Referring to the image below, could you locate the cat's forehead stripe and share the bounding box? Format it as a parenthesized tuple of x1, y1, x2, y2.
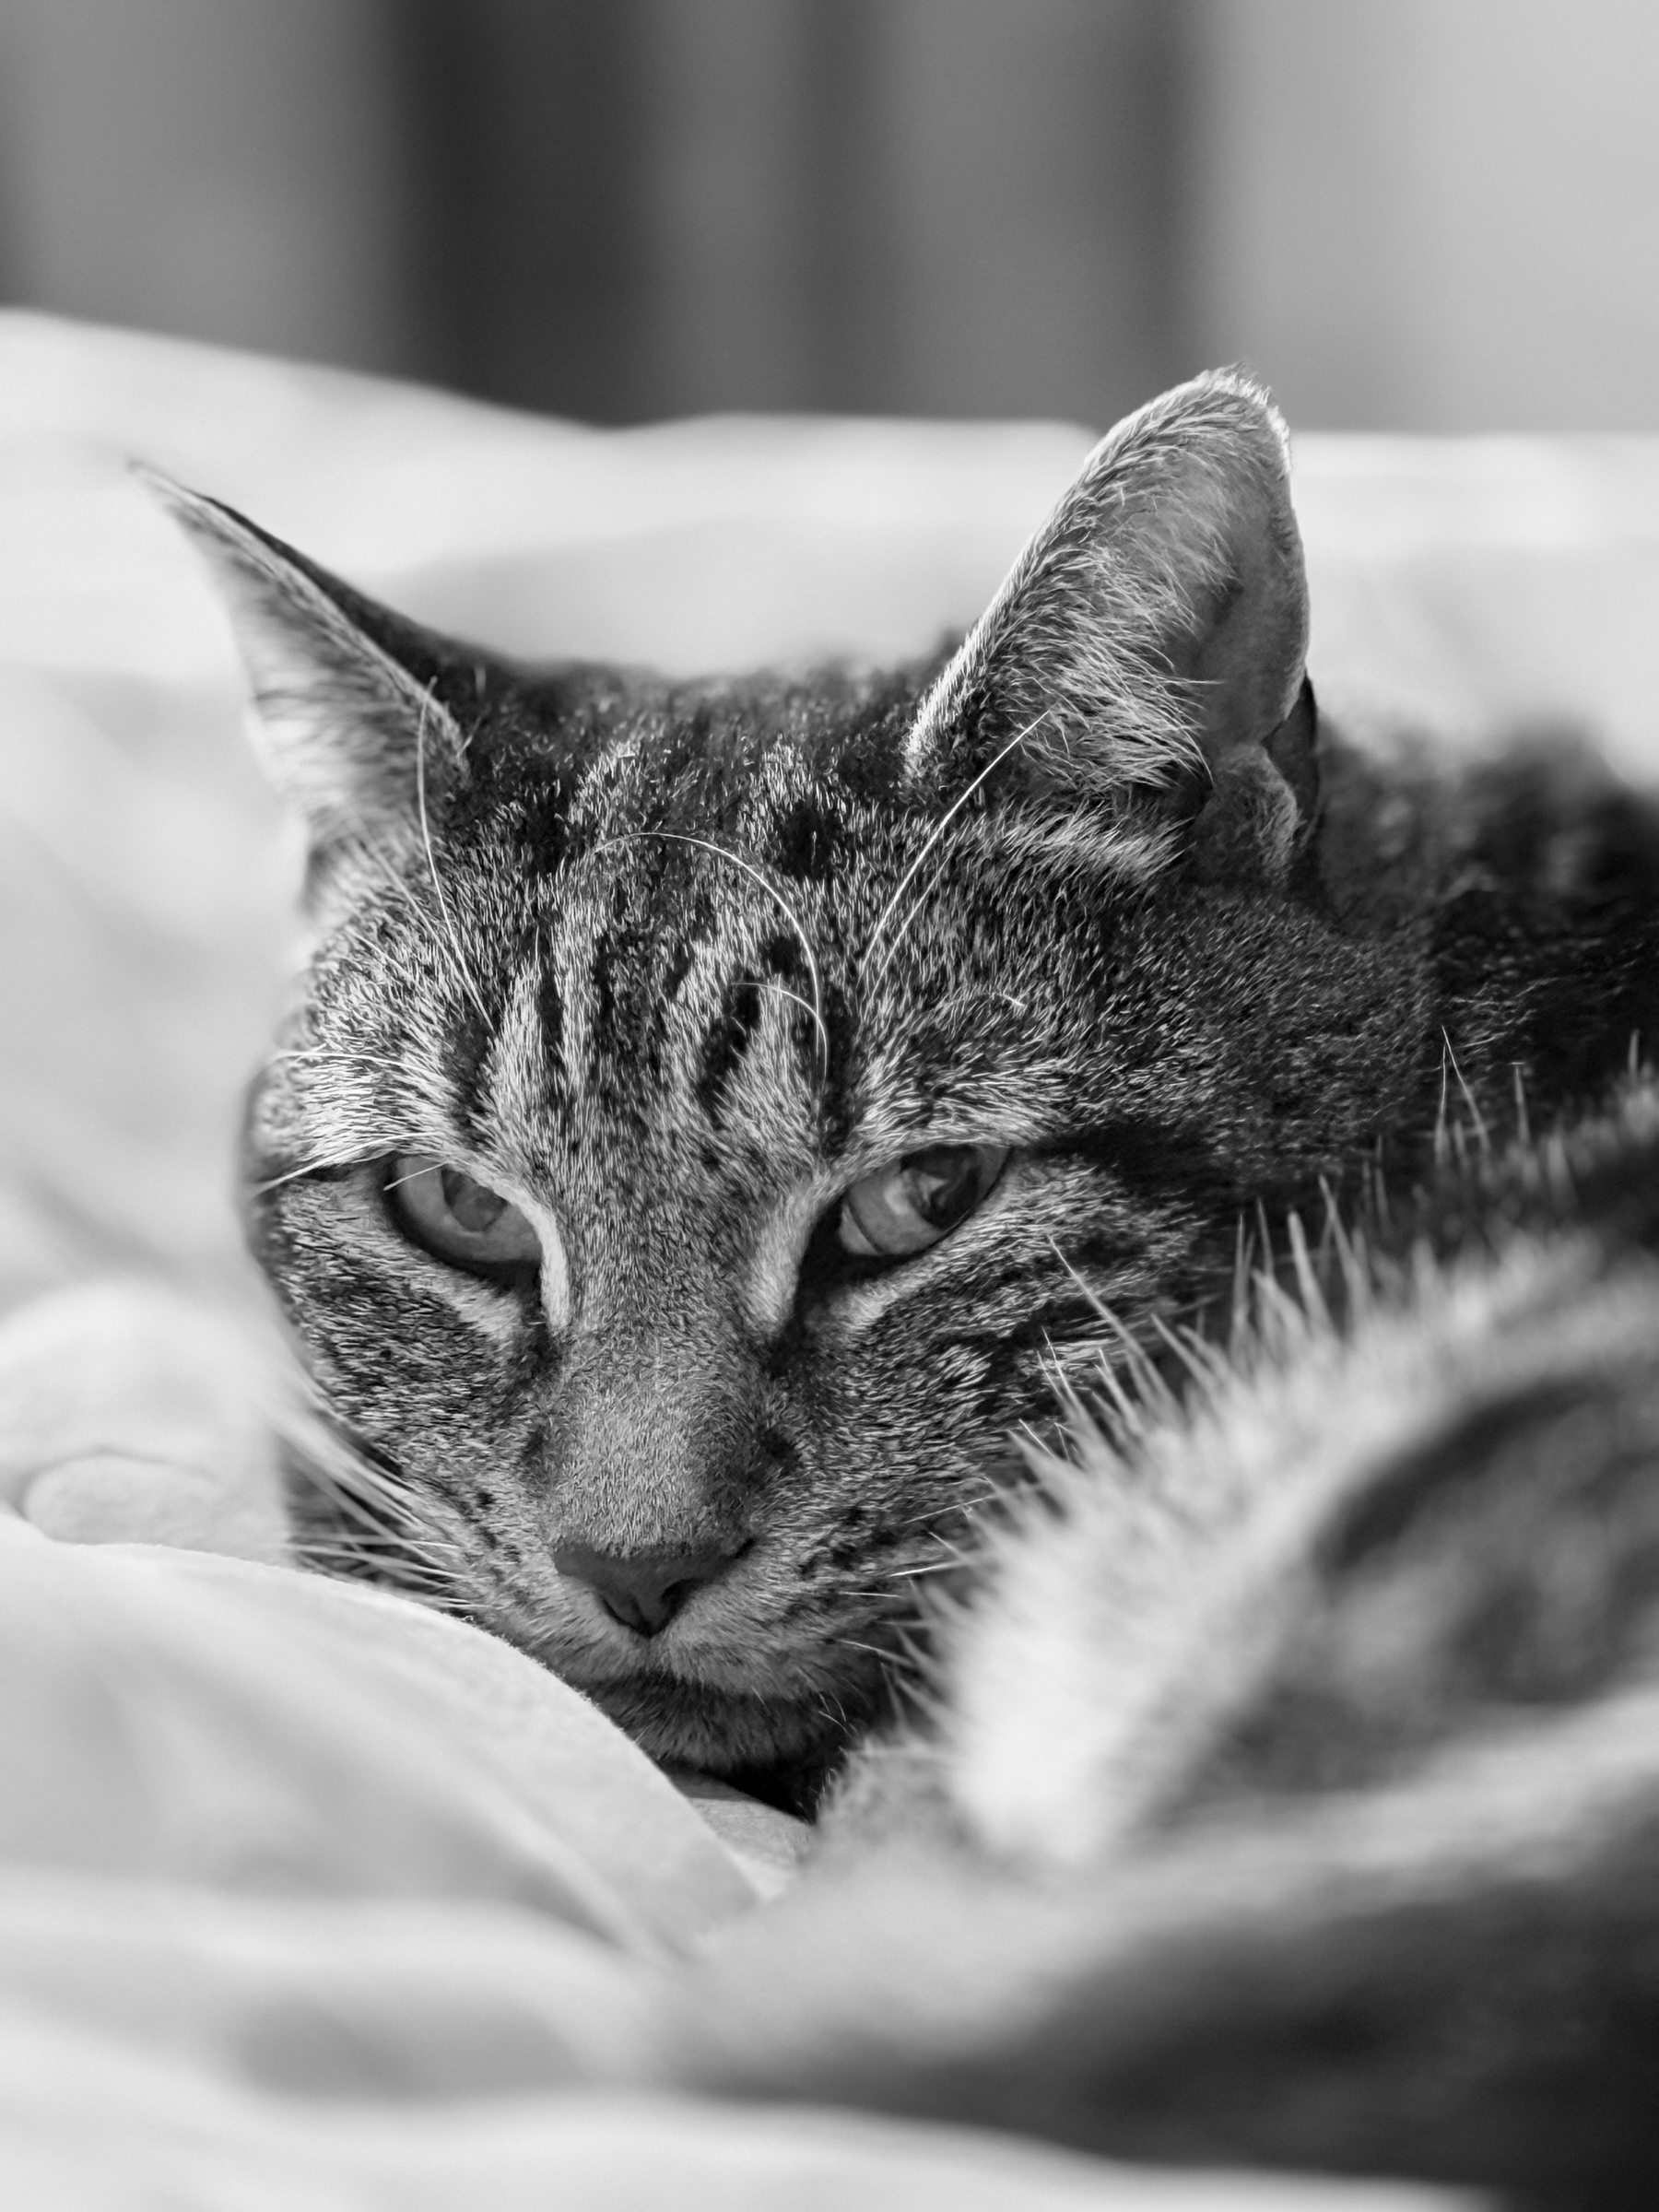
(477, 952, 550, 1163)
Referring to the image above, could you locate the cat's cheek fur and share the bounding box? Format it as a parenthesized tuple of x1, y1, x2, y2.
(258, 1178, 947, 1620)
(259, 1185, 1030, 1778)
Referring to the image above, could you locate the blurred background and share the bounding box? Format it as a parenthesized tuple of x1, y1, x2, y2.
(1, 0, 1656, 433)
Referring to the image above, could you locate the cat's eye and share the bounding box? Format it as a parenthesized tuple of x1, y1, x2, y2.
(837, 1143, 1007, 1259)
(384, 1155, 543, 1280)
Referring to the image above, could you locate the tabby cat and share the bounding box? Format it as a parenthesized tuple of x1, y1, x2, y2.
(155, 370, 1659, 1818)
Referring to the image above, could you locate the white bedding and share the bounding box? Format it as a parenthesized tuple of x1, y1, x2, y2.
(6, 308, 1640, 2206)
(0, 1299, 1428, 2211)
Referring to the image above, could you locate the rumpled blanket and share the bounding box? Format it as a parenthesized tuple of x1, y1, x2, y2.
(8, 307, 1648, 2206)
(0, 1289, 1439, 2211)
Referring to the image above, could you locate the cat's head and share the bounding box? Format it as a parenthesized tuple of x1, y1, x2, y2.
(155, 371, 1423, 1801)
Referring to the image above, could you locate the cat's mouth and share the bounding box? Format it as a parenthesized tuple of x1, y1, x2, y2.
(560, 1648, 894, 1801)
(507, 1585, 907, 1784)
(525, 1603, 899, 1699)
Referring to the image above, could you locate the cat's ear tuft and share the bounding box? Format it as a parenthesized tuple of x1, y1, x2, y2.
(137, 467, 469, 857)
(905, 371, 1313, 888)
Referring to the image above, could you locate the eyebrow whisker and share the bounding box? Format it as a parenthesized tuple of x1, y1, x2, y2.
(593, 828, 831, 1076)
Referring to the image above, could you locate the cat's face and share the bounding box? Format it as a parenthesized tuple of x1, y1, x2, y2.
(159, 373, 1428, 1795)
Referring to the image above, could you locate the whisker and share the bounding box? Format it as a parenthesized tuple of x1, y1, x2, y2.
(282, 1414, 473, 1588)
(593, 829, 830, 1075)
(864, 711, 1049, 991)
(300, 1486, 465, 1575)
(833, 1634, 912, 1663)
(1441, 1024, 1492, 1155)
(250, 1151, 371, 1195)
(752, 980, 822, 1030)
(382, 1161, 442, 1194)
(881, 1556, 975, 1583)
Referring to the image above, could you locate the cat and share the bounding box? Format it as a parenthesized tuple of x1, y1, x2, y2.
(654, 1073, 1659, 2202)
(151, 367, 1659, 1815)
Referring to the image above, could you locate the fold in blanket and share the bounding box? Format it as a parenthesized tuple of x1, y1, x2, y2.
(1, 1418, 1451, 2209)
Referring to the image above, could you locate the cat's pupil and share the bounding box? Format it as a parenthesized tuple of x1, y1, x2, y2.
(441, 1169, 506, 1235)
(903, 1148, 981, 1231)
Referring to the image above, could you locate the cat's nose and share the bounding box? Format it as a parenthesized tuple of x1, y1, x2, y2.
(551, 1541, 742, 1638)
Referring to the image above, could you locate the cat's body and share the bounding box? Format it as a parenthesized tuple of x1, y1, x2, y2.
(661, 1076, 1659, 2201)
(152, 371, 1659, 1814)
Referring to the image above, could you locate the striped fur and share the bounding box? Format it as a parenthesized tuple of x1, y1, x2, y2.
(663, 1080, 1659, 2198)
(154, 371, 1659, 1806)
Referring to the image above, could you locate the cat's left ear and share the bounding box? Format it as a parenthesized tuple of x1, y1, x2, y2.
(905, 369, 1314, 890)
(138, 470, 469, 863)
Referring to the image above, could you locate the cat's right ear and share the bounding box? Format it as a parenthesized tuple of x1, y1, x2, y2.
(903, 370, 1313, 891)
(137, 469, 468, 860)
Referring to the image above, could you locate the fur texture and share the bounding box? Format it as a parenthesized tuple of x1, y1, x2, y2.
(660, 1079, 1659, 2201)
(153, 371, 1659, 1807)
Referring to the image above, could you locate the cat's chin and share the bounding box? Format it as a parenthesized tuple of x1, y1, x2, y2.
(545, 1645, 889, 1804)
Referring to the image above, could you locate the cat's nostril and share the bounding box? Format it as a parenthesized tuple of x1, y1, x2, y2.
(551, 1540, 744, 1639)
